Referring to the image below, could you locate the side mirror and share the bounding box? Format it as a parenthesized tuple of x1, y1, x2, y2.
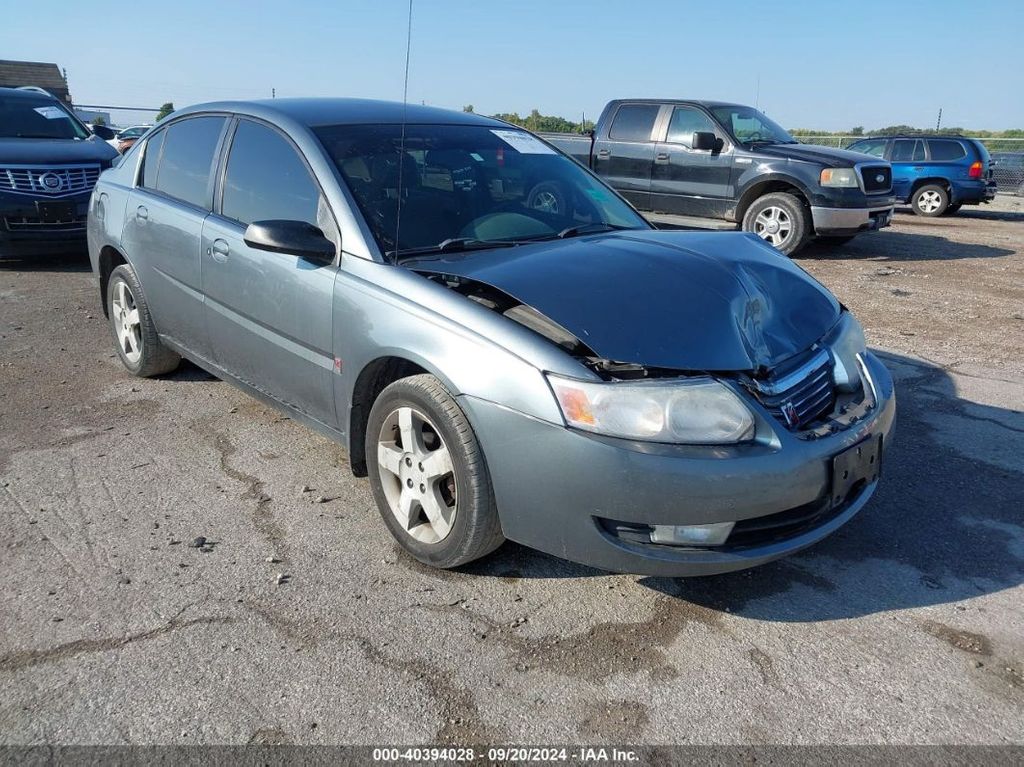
(243, 220, 336, 261)
(91, 124, 115, 140)
(692, 131, 719, 151)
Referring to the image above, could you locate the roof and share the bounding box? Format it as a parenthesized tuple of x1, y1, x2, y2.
(0, 60, 70, 103)
(176, 98, 502, 128)
(606, 98, 747, 109)
(858, 134, 971, 140)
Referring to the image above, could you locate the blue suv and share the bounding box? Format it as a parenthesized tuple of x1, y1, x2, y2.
(846, 135, 996, 216)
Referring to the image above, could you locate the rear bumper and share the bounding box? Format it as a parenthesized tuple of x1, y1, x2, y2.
(951, 180, 997, 205)
(460, 352, 896, 577)
(811, 201, 895, 235)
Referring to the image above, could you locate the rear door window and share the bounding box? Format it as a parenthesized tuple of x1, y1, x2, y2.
(927, 139, 967, 161)
(608, 104, 660, 142)
(154, 116, 226, 208)
(221, 120, 321, 227)
(892, 139, 925, 162)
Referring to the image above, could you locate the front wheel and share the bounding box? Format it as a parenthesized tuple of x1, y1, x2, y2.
(741, 192, 811, 256)
(912, 184, 949, 216)
(365, 374, 504, 569)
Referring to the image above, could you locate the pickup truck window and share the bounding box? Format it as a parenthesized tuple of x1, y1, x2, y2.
(608, 104, 660, 142)
(666, 107, 719, 147)
(709, 105, 796, 145)
(315, 123, 647, 254)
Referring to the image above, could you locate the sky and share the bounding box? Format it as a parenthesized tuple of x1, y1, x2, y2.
(2, 0, 1022, 131)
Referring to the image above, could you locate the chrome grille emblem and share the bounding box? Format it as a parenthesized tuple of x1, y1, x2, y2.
(39, 172, 64, 191)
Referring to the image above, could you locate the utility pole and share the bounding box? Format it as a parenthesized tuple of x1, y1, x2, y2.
(936, 107, 942, 131)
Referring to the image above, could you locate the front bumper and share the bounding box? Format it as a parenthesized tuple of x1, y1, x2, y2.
(460, 352, 895, 576)
(811, 200, 896, 236)
(0, 194, 90, 257)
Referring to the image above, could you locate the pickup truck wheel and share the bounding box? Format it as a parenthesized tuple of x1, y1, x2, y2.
(742, 193, 810, 255)
(366, 374, 504, 569)
(526, 181, 567, 215)
(107, 264, 181, 377)
(912, 184, 948, 216)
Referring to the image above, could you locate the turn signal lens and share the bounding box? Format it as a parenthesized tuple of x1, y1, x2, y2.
(968, 161, 984, 179)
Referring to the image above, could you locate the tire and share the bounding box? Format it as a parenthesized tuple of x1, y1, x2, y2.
(818, 235, 857, 245)
(741, 192, 811, 256)
(526, 181, 567, 215)
(943, 202, 963, 216)
(106, 264, 181, 377)
(911, 184, 949, 216)
(365, 374, 504, 569)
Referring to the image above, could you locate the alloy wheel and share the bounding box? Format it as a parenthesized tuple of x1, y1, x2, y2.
(376, 406, 458, 544)
(917, 189, 943, 214)
(753, 205, 793, 248)
(111, 280, 142, 364)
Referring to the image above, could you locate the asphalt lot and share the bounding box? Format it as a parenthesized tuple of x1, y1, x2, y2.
(0, 200, 1022, 746)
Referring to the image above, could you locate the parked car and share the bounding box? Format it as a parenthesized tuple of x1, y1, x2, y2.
(541, 99, 896, 255)
(991, 152, 1024, 196)
(110, 125, 150, 155)
(88, 98, 894, 576)
(845, 135, 997, 216)
(0, 86, 118, 258)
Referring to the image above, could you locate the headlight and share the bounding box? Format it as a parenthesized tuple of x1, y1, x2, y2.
(827, 312, 867, 392)
(546, 374, 755, 444)
(820, 167, 860, 188)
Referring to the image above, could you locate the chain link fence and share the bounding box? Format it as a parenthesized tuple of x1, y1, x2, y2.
(795, 136, 1024, 195)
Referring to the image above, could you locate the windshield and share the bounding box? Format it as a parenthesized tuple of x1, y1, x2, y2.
(0, 94, 90, 140)
(709, 106, 796, 145)
(315, 123, 648, 256)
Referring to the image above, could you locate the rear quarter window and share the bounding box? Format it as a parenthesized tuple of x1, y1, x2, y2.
(927, 139, 967, 161)
(608, 104, 660, 142)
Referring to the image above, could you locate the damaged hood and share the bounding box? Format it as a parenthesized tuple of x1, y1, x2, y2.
(412, 230, 840, 372)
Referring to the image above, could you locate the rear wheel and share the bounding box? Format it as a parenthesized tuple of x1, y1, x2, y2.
(107, 264, 180, 377)
(366, 374, 504, 569)
(912, 184, 949, 216)
(741, 192, 811, 256)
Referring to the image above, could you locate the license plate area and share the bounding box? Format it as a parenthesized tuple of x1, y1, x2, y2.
(831, 435, 882, 507)
(36, 201, 77, 223)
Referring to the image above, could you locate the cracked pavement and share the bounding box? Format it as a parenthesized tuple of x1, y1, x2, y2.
(0, 202, 1022, 745)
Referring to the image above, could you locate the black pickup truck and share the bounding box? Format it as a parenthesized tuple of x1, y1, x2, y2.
(541, 99, 896, 255)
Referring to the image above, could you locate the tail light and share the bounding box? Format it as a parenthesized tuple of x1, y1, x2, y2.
(969, 161, 984, 179)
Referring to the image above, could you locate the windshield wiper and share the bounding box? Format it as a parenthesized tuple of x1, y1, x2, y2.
(555, 222, 634, 239)
(388, 237, 517, 261)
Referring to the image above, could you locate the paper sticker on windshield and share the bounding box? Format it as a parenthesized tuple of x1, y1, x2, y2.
(490, 129, 555, 155)
(34, 106, 66, 120)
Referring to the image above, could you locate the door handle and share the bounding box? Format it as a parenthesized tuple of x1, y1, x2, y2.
(210, 238, 230, 262)
(135, 205, 148, 221)
(655, 152, 670, 163)
(596, 149, 610, 158)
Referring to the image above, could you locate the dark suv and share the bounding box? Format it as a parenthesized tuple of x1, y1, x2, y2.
(0, 87, 118, 258)
(846, 135, 996, 216)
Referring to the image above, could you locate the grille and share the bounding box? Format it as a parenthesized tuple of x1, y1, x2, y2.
(3, 213, 87, 232)
(748, 350, 835, 430)
(0, 164, 102, 198)
(860, 165, 892, 194)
